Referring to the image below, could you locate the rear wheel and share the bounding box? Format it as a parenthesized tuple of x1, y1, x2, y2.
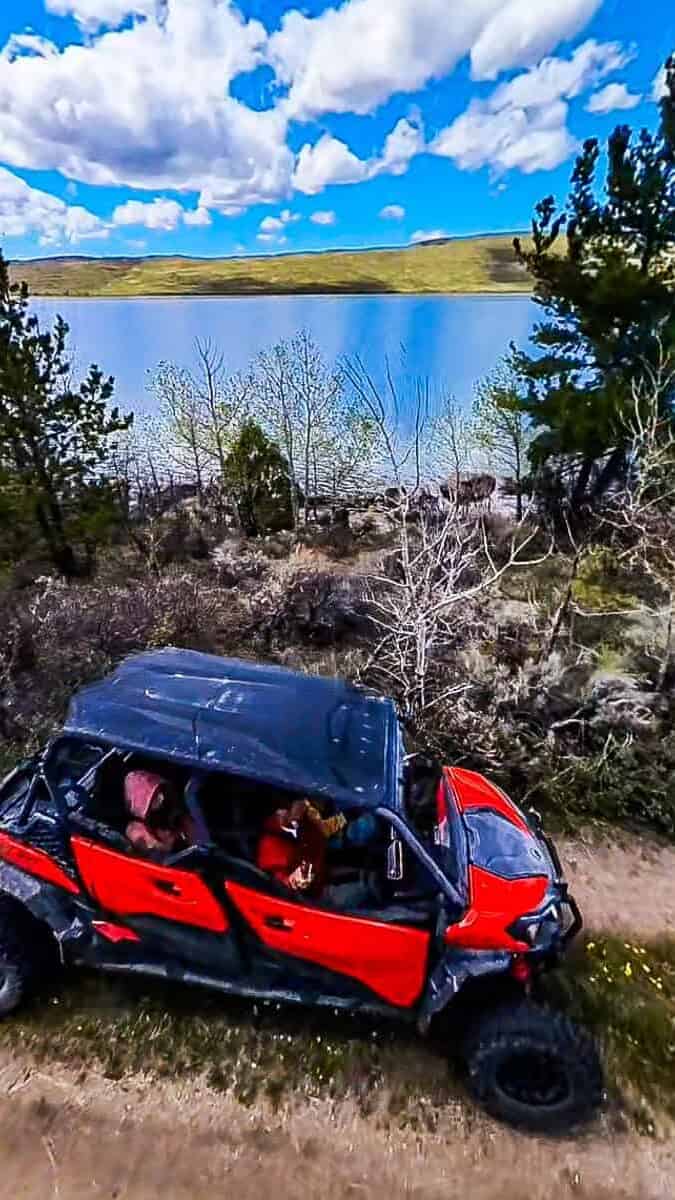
(0, 897, 49, 1017)
(461, 1002, 604, 1134)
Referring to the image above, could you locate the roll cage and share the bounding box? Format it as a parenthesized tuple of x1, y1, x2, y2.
(1, 733, 466, 921)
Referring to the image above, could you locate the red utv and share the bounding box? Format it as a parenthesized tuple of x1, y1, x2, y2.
(0, 649, 603, 1132)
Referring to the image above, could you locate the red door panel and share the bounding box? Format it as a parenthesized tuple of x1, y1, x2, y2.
(226, 881, 429, 1008)
(72, 837, 228, 933)
(0, 831, 80, 895)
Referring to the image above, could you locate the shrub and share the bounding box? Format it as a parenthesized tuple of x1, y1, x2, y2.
(211, 543, 271, 589)
(223, 420, 294, 536)
(250, 567, 370, 646)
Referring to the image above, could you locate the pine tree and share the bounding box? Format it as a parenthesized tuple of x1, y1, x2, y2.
(0, 249, 131, 576)
(514, 56, 675, 508)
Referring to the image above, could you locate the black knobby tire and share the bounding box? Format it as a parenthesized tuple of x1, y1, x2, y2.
(461, 1001, 604, 1134)
(0, 897, 39, 1017)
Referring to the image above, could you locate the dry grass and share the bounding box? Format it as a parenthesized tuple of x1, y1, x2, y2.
(0, 1043, 673, 1200)
(10, 236, 533, 297)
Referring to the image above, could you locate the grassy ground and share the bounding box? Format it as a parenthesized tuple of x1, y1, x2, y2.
(9, 236, 532, 297)
(2, 932, 673, 1132)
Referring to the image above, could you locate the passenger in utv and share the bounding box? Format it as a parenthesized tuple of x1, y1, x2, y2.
(257, 797, 377, 909)
(124, 770, 196, 854)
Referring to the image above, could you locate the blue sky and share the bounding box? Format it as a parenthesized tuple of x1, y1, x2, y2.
(0, 0, 671, 259)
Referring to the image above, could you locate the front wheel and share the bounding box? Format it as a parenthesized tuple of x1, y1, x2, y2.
(461, 1002, 604, 1134)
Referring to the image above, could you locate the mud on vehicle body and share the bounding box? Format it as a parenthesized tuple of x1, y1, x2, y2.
(0, 648, 603, 1133)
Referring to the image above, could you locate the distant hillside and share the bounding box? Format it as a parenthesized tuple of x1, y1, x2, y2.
(10, 235, 533, 297)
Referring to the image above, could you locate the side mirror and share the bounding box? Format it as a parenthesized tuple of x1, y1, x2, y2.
(386, 837, 404, 881)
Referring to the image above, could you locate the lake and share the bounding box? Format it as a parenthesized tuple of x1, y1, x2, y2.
(31, 294, 537, 419)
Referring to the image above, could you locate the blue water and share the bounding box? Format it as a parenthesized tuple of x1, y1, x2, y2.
(31, 294, 537, 418)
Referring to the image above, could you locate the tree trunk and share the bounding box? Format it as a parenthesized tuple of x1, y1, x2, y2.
(515, 443, 523, 521)
(591, 446, 625, 502)
(657, 594, 674, 692)
(34, 499, 80, 578)
(571, 456, 595, 508)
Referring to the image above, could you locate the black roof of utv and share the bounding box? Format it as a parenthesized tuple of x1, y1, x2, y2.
(63, 648, 400, 811)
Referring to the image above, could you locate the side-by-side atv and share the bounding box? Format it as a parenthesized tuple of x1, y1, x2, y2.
(0, 649, 603, 1132)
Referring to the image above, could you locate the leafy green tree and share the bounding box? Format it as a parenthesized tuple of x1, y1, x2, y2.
(514, 56, 675, 508)
(223, 419, 293, 536)
(0, 250, 131, 576)
(473, 351, 534, 520)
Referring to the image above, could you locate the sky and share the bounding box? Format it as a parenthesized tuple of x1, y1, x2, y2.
(0, 0, 672, 260)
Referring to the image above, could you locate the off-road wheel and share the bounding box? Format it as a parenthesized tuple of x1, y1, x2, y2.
(462, 1001, 604, 1134)
(0, 898, 43, 1017)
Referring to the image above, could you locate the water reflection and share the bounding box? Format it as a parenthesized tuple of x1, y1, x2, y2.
(31, 294, 536, 419)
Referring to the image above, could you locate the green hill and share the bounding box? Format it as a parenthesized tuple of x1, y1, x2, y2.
(10, 235, 533, 297)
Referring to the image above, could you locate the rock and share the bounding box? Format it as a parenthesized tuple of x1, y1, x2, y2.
(10, 559, 54, 589)
(587, 670, 666, 734)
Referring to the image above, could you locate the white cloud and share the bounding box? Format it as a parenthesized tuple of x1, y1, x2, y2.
(0, 1, 294, 212)
(259, 214, 285, 233)
(112, 197, 183, 231)
(294, 134, 369, 194)
(377, 118, 424, 175)
(258, 209, 300, 240)
(431, 40, 631, 176)
(411, 229, 447, 243)
(0, 165, 108, 244)
(380, 204, 405, 221)
(270, 0, 602, 120)
(294, 117, 423, 195)
(310, 210, 337, 226)
(257, 231, 287, 246)
(470, 0, 602, 81)
(1, 34, 60, 61)
(258, 210, 297, 232)
(433, 99, 576, 174)
(586, 82, 641, 113)
(488, 40, 633, 110)
(44, 0, 156, 33)
(653, 65, 668, 101)
(183, 205, 212, 227)
(113, 196, 212, 230)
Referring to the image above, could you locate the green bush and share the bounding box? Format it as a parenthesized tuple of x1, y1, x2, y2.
(223, 420, 294, 536)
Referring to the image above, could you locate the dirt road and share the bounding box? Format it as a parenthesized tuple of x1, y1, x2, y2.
(559, 833, 675, 940)
(0, 1050, 673, 1200)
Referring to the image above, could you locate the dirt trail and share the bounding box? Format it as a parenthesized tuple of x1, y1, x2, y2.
(0, 1049, 673, 1200)
(559, 834, 675, 940)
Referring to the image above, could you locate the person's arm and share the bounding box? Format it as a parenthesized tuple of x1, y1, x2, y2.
(305, 803, 347, 839)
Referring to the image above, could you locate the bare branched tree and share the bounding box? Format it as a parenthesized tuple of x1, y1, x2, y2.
(430, 391, 477, 493)
(150, 361, 207, 495)
(150, 338, 252, 492)
(473, 354, 534, 520)
(601, 348, 675, 689)
(255, 332, 379, 523)
(341, 354, 432, 493)
(344, 360, 548, 728)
